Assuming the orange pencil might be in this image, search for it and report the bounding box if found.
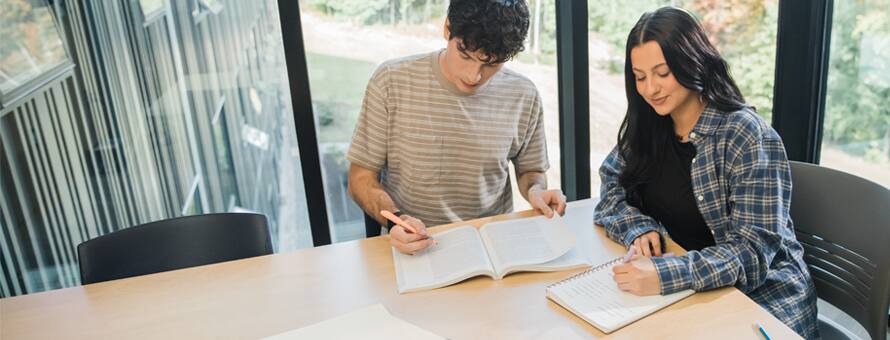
[380,210,421,235]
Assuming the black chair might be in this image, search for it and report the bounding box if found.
[789,161,890,340]
[78,213,273,284]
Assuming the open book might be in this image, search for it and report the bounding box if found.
[545,256,695,334]
[393,214,590,293]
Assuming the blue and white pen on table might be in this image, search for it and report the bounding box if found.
[755,322,772,340]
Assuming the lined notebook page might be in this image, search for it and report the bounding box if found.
[546,258,694,334]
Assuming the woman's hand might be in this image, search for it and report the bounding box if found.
[632,231,662,257]
[612,255,661,295]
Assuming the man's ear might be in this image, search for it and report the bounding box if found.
[443,18,450,40]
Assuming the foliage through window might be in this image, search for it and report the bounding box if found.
[586,0,778,193]
[821,0,890,188]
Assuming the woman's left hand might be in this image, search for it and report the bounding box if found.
[612,255,662,295]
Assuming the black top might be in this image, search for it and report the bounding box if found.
[639,137,715,251]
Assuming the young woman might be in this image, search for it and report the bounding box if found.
[594,7,818,338]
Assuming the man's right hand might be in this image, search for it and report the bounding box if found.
[389,215,434,255]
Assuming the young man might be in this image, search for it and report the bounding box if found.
[347,0,566,255]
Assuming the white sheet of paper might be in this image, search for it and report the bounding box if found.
[263,304,444,340]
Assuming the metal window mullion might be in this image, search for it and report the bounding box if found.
[555,0,590,200]
[772,0,834,163]
[277,0,332,246]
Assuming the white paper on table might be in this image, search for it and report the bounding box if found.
[263,304,444,340]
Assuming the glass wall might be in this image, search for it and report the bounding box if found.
[586,0,778,193]
[0,0,68,96]
[300,0,559,241]
[0,0,311,297]
[820,0,890,189]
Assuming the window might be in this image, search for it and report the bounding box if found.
[514,0,560,211]
[820,0,890,189]
[587,0,778,193]
[301,0,559,242]
[0,0,311,297]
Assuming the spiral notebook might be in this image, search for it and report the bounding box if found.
[545,256,695,334]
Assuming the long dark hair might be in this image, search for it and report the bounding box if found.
[618,6,747,205]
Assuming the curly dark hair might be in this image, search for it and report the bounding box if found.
[447,0,530,64]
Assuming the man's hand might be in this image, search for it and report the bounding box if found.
[612,255,661,295]
[389,215,435,255]
[527,188,567,218]
[632,231,663,257]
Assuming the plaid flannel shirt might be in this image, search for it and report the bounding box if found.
[595,105,819,339]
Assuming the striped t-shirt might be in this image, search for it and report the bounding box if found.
[347,50,549,227]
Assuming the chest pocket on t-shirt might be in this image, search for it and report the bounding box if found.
[399,132,443,184]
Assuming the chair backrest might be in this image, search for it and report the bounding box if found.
[789,161,890,340]
[78,213,272,284]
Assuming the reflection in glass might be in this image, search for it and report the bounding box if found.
[0,0,68,94]
[0,0,312,297]
[139,0,166,19]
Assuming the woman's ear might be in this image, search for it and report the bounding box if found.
[443,18,450,41]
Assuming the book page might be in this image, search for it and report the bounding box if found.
[547,262,694,333]
[531,200,600,270]
[263,304,444,340]
[479,215,577,276]
[534,247,589,268]
[393,226,495,293]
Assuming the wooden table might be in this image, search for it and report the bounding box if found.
[1,204,802,339]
